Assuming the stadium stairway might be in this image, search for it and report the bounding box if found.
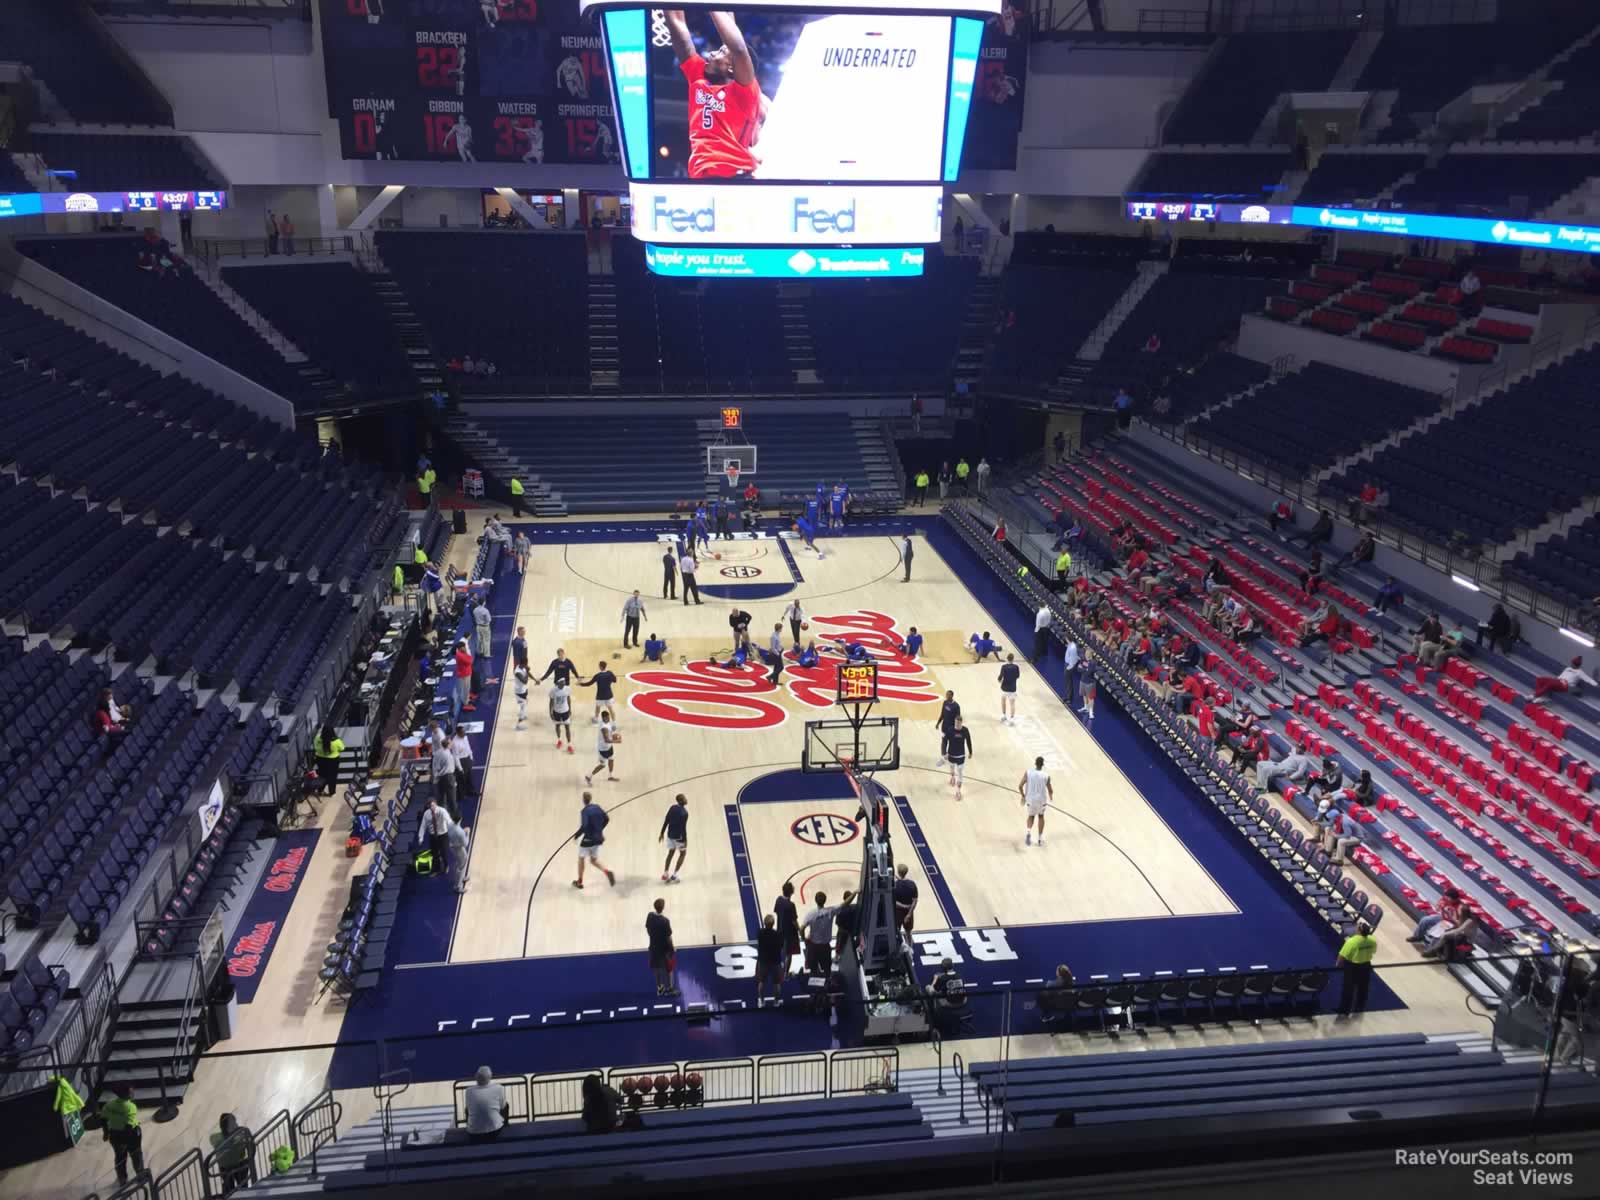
[440,412,566,516]
[190,263,343,410]
[1076,260,1170,362]
[368,270,444,397]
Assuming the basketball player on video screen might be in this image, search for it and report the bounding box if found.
[663,10,769,179]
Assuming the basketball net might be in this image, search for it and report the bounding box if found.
[726,465,741,490]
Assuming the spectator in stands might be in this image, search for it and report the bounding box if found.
[926,958,969,1035]
[265,209,279,255]
[646,897,678,996]
[1349,769,1376,807]
[1113,386,1133,430]
[952,216,964,249]
[1142,332,1161,353]
[465,1067,509,1141]
[93,692,127,751]
[1410,613,1444,659]
[1534,657,1597,699]
[1054,546,1072,586]
[1232,607,1262,645]
[1332,531,1375,574]
[209,1113,253,1195]
[1354,481,1378,522]
[313,724,345,797]
[1311,756,1344,799]
[1335,919,1378,1018]
[1299,549,1324,594]
[580,1074,624,1134]
[992,519,1007,545]
[976,457,991,496]
[1371,485,1390,517]
[1420,622,1466,667]
[1300,601,1341,649]
[1288,509,1334,549]
[280,214,296,256]
[99,1084,145,1185]
[1459,267,1483,316]
[1039,963,1075,1024]
[1053,430,1066,463]
[1268,499,1293,532]
[1257,748,1317,793]
[910,394,923,433]
[1410,887,1478,961]
[937,460,952,501]
[1373,576,1405,616]
[1476,603,1512,652]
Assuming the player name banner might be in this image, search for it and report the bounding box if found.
[961,0,1026,172]
[630,181,943,245]
[643,243,925,277]
[320,0,619,165]
[0,191,227,220]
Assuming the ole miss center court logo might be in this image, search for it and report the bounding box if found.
[625,610,938,730]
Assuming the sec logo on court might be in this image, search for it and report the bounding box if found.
[791,813,859,846]
[719,565,762,579]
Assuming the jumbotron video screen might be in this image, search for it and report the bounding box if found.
[585,0,1003,261]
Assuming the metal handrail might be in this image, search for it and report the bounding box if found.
[951,1050,968,1125]
[293,1088,342,1179]
[151,1147,203,1200]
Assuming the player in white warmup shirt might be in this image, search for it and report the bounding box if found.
[1019,755,1053,846]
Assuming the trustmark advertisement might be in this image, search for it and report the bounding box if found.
[629,181,942,245]
[643,244,925,277]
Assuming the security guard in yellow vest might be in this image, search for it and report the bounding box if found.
[913,470,930,505]
[509,476,525,518]
[99,1084,145,1184]
[1336,919,1378,1016]
[313,724,345,797]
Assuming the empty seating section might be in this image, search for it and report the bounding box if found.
[1151,352,1270,424]
[1163,31,1354,144]
[1331,345,1600,545]
[973,1035,1600,1129]
[0,950,72,1057]
[734,412,877,502]
[1358,22,1585,143]
[1189,361,1439,477]
[19,238,309,404]
[377,231,588,393]
[0,0,172,125]
[1506,513,1600,608]
[1298,153,1425,206]
[1080,266,1286,405]
[1500,41,1600,142]
[1134,153,1292,199]
[474,414,704,513]
[0,155,35,194]
[1394,154,1600,215]
[27,134,220,192]
[806,255,976,393]
[612,239,789,392]
[321,1090,930,1190]
[985,262,1136,387]
[222,263,413,399]
[0,643,237,945]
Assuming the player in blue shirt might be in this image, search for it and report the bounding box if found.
[804,496,821,529]
[797,641,820,668]
[830,636,871,663]
[643,634,669,662]
[828,480,849,531]
[716,634,752,670]
[898,627,923,659]
[969,631,1002,661]
[793,515,821,558]
[693,505,711,552]
[815,480,827,509]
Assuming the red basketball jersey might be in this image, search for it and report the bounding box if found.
[681,57,761,179]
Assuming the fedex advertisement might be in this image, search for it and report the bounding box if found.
[644,243,925,277]
[630,181,942,244]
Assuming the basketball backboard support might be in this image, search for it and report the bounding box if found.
[802,716,899,774]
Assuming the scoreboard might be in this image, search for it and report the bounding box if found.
[584,0,1004,259]
[320,0,619,166]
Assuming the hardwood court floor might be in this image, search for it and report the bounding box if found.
[446,529,1233,967]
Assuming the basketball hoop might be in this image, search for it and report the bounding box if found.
[725,463,741,490]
